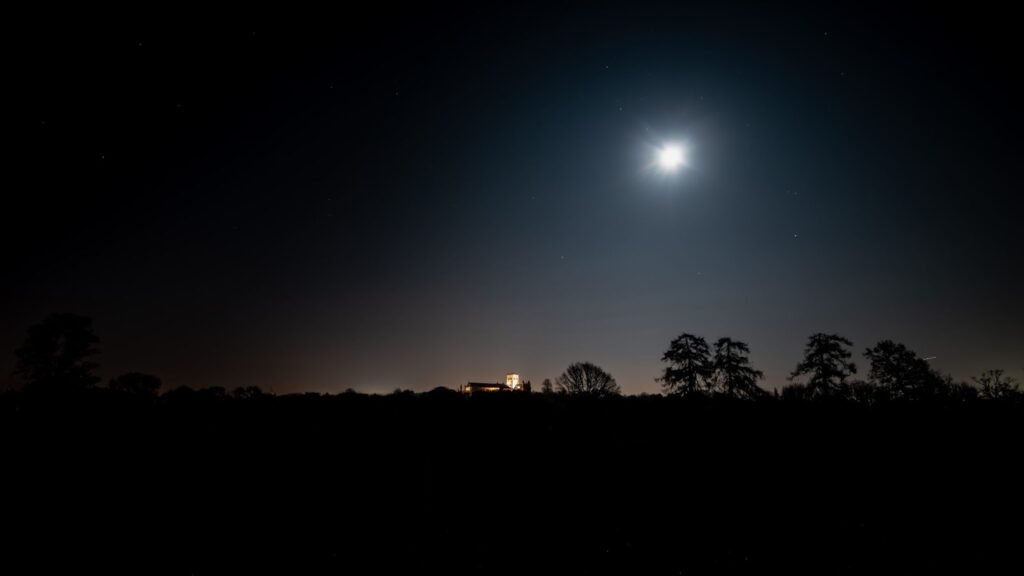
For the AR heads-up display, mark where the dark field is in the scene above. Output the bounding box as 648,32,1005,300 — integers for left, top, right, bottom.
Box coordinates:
4,391,1021,574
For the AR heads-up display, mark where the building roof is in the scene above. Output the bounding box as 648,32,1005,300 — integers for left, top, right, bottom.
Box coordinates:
464,382,511,391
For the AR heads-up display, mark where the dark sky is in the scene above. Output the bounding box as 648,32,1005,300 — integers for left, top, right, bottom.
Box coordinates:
5,3,1022,393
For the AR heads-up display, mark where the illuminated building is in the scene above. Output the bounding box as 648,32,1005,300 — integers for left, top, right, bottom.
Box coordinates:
461,373,529,394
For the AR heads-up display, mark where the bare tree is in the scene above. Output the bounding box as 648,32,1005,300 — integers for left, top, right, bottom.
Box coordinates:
973,369,1021,400
556,362,620,397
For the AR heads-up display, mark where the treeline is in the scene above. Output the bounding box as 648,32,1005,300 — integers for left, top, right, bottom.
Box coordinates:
5,313,1022,405
5,315,1022,575
653,331,1021,403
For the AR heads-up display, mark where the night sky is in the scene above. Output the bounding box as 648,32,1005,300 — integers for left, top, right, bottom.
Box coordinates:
5,4,1022,394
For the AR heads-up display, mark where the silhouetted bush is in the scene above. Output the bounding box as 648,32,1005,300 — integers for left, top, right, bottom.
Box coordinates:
109,372,162,398
231,385,265,400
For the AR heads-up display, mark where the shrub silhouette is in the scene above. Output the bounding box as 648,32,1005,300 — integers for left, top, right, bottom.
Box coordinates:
231,385,265,400
108,372,162,398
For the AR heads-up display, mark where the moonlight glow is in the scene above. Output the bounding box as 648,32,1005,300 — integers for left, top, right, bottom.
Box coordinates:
658,144,687,172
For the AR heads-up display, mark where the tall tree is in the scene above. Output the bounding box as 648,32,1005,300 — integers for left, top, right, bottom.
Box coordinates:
14,313,101,392
711,337,765,398
788,333,856,398
972,369,1021,400
658,333,713,396
556,362,620,397
864,340,943,400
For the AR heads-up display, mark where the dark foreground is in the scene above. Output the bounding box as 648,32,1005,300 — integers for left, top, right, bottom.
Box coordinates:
4,391,1022,574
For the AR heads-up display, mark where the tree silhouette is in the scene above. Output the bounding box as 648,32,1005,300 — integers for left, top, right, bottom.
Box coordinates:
540,378,554,394
973,369,1020,400
711,337,765,398
658,333,713,396
847,380,880,404
231,385,265,400
14,313,101,393
199,386,228,400
788,333,856,398
946,378,980,402
864,340,943,400
108,372,162,397
555,362,620,396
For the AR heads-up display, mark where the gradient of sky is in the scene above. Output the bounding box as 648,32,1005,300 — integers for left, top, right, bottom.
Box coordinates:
5,4,1022,393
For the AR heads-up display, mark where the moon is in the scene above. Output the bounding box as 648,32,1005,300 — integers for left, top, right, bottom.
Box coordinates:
657,144,687,172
